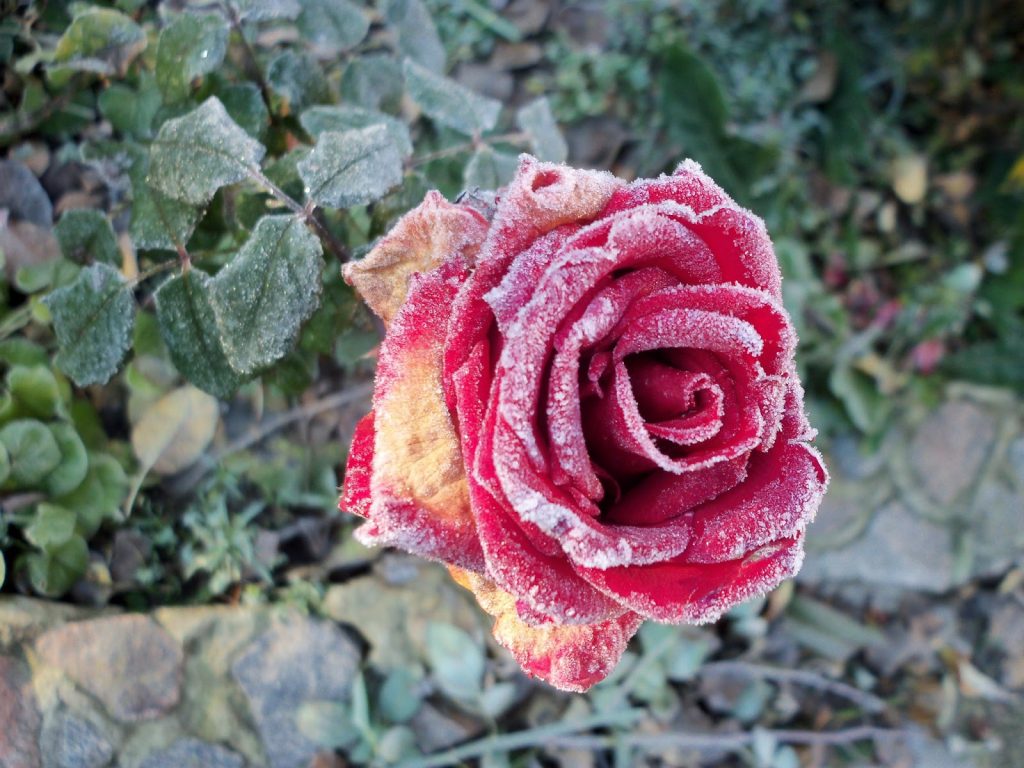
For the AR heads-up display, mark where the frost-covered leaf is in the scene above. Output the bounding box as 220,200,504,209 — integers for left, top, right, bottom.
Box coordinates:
155,12,229,103
42,423,89,497
210,215,323,375
228,0,301,21
266,50,330,115
131,385,219,475
25,535,88,597
55,208,119,265
300,105,412,158
0,159,52,227
44,263,135,387
403,59,501,136
155,268,247,399
150,97,266,205
126,145,202,251
340,54,404,112
299,126,404,209
53,7,145,76
516,98,567,163
0,419,61,486
464,145,518,190
298,0,369,55
382,0,445,73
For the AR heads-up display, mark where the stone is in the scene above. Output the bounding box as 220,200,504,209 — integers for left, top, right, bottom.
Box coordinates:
971,478,1024,579
907,400,997,507
409,703,481,753
33,615,183,723
0,655,43,768
0,598,98,647
799,501,955,592
231,614,360,768
322,560,481,670
137,740,244,768
504,0,549,36
40,711,112,768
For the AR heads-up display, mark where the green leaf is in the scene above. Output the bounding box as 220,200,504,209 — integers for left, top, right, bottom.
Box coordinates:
266,51,330,115
340,54,404,112
300,105,413,158
829,363,889,434
463,146,518,190
229,0,301,22
216,82,270,140
0,339,49,368
125,144,202,251
98,74,162,138
155,268,247,399
0,443,9,485
210,215,323,375
298,0,369,55
382,0,445,73
6,365,63,420
53,7,146,76
44,263,135,387
150,97,266,205
0,551,6,589
42,423,89,497
403,58,501,136
296,701,362,750
516,98,567,163
378,668,423,724
25,535,88,597
155,12,229,103
26,503,77,550
57,454,128,538
0,419,62,486
299,126,405,209
658,44,774,203
425,622,484,702
55,208,119,265
131,385,219,475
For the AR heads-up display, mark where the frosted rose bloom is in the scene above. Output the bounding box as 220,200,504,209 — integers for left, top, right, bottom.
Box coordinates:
341,156,828,691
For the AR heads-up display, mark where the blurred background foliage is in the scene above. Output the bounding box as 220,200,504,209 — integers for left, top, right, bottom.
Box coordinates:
0,0,1022,766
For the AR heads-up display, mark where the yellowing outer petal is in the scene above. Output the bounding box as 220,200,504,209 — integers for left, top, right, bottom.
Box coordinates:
449,566,642,693
343,191,488,325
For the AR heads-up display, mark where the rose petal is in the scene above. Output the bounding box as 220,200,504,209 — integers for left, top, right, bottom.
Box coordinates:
340,413,375,519
358,257,485,571
343,191,488,325
449,566,643,692
577,534,806,624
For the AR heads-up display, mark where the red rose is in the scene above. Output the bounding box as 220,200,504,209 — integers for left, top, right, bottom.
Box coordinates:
341,156,828,691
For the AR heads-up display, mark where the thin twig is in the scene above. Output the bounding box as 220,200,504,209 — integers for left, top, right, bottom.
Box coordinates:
701,660,888,714
211,381,373,463
222,2,274,107
548,725,903,753
393,709,645,768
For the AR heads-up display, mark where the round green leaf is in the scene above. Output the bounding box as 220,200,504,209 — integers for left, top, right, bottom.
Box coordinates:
25,535,89,597
0,419,62,487
6,365,63,420
42,423,89,497
55,208,120,266
0,442,9,485
57,454,129,538
26,503,77,550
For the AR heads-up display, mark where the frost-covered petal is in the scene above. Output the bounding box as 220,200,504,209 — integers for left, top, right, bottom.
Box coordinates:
356,257,484,571
340,413,375,519
576,534,806,624
343,190,488,325
450,566,643,692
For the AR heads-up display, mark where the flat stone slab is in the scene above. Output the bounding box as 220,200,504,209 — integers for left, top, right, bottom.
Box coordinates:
34,615,183,723
0,655,42,768
232,616,360,768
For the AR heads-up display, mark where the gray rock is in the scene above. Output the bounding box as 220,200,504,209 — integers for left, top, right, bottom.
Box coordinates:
33,615,183,723
0,655,42,768
137,740,244,768
0,160,53,227
971,479,1024,578
231,616,360,768
799,501,955,592
908,400,996,506
41,712,112,768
